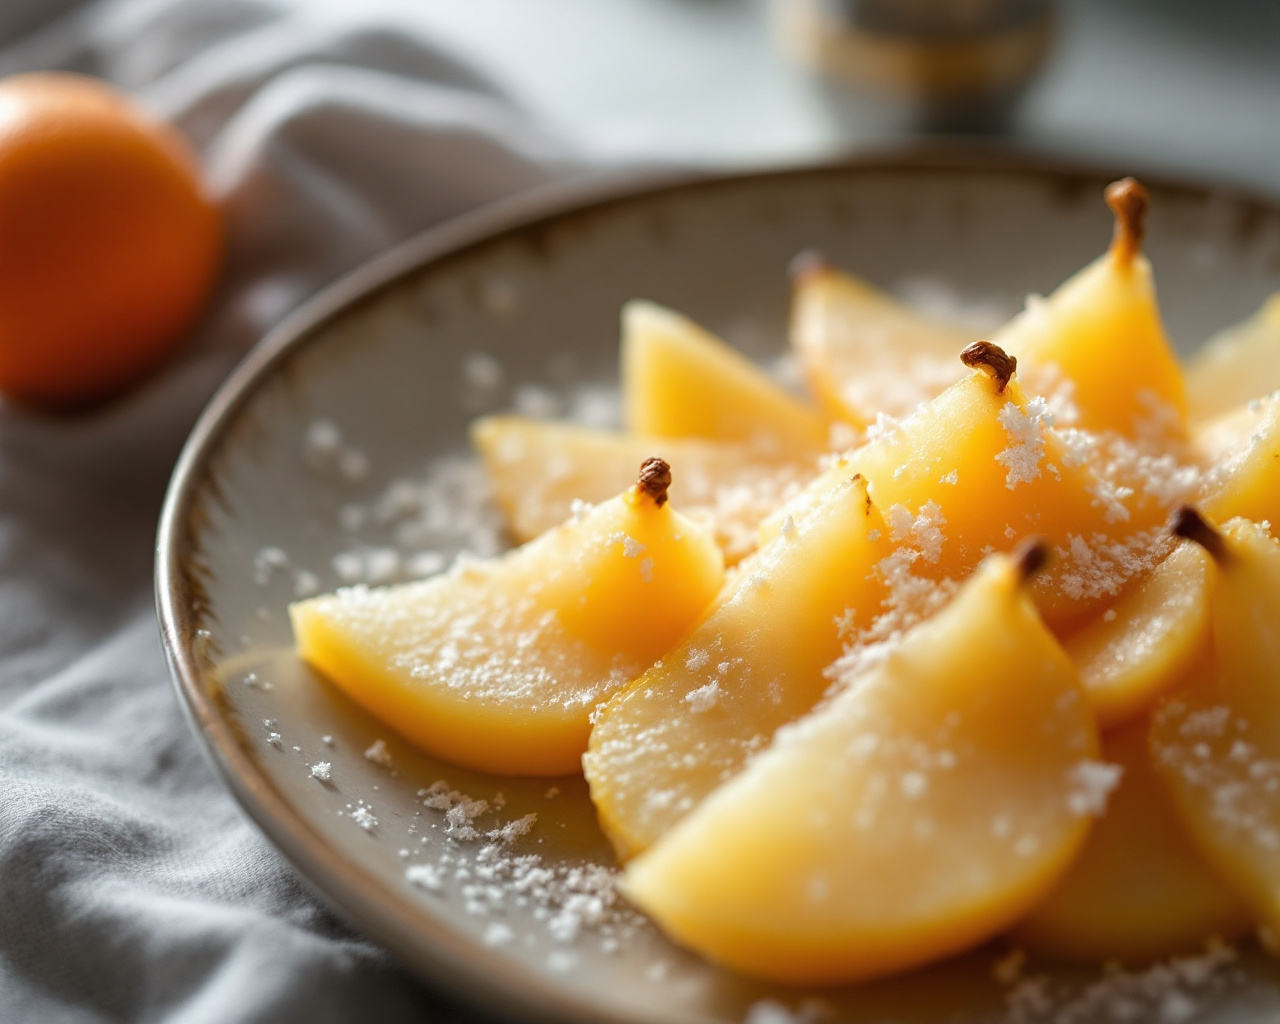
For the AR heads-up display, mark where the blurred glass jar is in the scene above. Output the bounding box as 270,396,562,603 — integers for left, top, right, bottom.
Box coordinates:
775,0,1055,133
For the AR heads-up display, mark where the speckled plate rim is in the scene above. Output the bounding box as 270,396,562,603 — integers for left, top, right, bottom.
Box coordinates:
155,146,1279,1024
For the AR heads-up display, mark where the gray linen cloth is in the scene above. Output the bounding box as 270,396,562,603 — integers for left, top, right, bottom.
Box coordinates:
0,2,604,1020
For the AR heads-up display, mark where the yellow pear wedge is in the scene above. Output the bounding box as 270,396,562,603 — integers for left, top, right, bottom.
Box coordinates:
291,459,724,776
1195,390,1280,529
789,257,974,426
1151,510,1280,940
761,342,1168,631
622,300,828,457
1015,711,1250,965
585,474,891,861
471,415,811,565
1188,292,1280,423
1063,539,1213,728
623,545,1099,985
993,179,1187,442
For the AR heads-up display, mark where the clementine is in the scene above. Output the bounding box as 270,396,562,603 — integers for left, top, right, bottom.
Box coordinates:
0,73,221,407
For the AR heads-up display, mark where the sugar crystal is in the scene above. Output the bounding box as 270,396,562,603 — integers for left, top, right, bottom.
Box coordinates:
1066,759,1123,817
364,738,394,768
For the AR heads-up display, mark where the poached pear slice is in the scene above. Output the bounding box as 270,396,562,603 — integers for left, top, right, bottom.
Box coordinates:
471,415,811,565
993,178,1187,443
789,257,974,427
291,460,724,776
585,474,890,861
1151,510,1280,940
623,546,1099,985
1188,292,1280,423
622,300,828,457
1063,539,1213,728
761,341,1167,631
1195,390,1280,529
1015,710,1250,965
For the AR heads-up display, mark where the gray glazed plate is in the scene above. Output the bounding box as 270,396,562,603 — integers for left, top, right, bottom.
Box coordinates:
157,153,1280,1024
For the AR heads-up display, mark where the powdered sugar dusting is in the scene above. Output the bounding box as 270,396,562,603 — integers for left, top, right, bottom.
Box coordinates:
1051,529,1173,604
333,455,507,586
744,997,831,1024
1065,759,1123,817
405,862,444,892
684,681,721,714
1000,940,1242,1023
305,417,369,482
885,501,947,564
398,780,643,954
364,738,394,768
1087,478,1134,524
1153,696,1280,854
997,397,1052,489
865,410,902,443
346,801,377,832
825,547,958,688
615,533,645,559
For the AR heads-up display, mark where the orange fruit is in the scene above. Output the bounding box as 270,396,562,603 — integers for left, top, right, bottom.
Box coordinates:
0,73,221,407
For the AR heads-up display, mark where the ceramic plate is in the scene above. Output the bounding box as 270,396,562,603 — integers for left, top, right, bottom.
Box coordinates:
157,152,1280,1024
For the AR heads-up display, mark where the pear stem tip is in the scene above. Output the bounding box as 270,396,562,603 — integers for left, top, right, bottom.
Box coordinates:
637,457,672,507
789,249,828,282
960,341,1018,392
1012,537,1050,584
1106,177,1148,265
848,472,872,513
1171,506,1228,562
